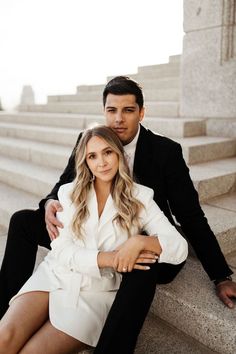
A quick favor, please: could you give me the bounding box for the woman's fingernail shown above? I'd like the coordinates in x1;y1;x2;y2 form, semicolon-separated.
146;266;150;270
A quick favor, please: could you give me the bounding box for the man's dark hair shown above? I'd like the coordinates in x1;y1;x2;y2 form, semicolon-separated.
103;76;144;110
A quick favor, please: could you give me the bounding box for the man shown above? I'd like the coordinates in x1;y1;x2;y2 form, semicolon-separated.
0;76;235;353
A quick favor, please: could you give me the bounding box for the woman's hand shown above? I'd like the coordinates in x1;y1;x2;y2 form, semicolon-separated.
113;235;158;273
45;199;64;240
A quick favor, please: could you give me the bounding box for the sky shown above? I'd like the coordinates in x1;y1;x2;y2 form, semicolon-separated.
0;0;184;109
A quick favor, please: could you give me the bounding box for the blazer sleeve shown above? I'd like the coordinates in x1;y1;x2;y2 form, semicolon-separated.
50;236;101;279
38;133;82;210
140;187;188;264
49;183;101;279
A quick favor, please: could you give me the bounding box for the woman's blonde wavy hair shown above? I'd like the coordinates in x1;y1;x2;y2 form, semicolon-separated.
70;125;144;238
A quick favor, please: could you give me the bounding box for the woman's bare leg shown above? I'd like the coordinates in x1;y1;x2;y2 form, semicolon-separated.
0;291;49;354
19;320;90;354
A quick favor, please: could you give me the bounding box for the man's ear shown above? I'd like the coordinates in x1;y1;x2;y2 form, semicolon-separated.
139;107;145;122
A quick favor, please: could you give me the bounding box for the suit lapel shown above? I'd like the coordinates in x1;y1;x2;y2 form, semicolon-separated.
133;125;153;184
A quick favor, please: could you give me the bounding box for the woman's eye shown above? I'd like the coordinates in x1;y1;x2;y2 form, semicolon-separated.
105;150;112;155
88;154;95;159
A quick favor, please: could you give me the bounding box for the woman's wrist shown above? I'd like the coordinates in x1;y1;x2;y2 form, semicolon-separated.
97;251;116;268
141;235;162;255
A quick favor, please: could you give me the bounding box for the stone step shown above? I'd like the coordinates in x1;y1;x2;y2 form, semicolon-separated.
176;136;236;164
139;77;180;90
48;87;180;103
151;256;236;354
72;78;180;95
145;102;179;117
0;112;205;138
140;117;206;138
138;62;180;75
18;101;180;117
206;118;236;139
1;134;234;173
136;69;180;80
190;157;236;201
169;54;181;63
76;84;105;93
136;313;216;354
104;74;180;90
0;156;61;197
0;137;71;169
0;182;39;228
48;92;103;103
0;122;80;147
0;112;93;129
18;102;104;115
202;192;236;255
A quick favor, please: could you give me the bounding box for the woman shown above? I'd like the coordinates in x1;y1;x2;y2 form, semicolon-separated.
0;126;188;354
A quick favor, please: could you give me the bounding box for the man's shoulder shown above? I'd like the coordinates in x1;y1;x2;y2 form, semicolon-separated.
140;125;180;148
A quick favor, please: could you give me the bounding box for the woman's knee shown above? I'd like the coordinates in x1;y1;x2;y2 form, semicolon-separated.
0;324;17;352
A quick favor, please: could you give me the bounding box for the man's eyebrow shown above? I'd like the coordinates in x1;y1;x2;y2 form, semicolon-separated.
105;105;136;109
105;106;116;109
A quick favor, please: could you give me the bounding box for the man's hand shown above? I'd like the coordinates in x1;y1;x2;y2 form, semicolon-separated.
45;199;64;240
216;280;236;309
113;236;158;273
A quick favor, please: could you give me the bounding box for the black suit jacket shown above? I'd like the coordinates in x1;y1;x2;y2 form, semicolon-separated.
39;125;232;280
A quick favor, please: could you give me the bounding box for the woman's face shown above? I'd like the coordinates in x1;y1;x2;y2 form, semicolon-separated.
86;136;119;184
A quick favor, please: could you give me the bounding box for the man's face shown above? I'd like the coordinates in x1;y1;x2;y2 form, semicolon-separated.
104;94;144;145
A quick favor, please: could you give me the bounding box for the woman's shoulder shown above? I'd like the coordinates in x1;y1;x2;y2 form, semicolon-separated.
132;182;154;199
58;182;74;200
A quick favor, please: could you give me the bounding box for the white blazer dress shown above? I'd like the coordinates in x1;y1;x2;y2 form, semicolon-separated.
10;182;188;347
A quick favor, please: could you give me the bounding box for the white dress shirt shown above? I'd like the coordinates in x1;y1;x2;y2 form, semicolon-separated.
123;125;140;174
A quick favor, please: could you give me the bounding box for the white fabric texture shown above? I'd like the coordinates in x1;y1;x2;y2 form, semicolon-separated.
10;182;187;347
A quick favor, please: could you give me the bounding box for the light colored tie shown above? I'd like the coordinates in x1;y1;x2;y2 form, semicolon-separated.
124;151;133;174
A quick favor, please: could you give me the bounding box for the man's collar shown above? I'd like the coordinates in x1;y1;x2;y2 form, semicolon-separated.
124;125;140;152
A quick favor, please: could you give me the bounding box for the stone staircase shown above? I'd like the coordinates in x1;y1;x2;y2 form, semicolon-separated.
0;54;236;353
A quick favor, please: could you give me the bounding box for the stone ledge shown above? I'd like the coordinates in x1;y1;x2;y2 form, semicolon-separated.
151;257;236;354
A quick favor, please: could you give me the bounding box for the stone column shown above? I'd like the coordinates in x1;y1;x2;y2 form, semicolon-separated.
20;85;35;105
180;0;236;119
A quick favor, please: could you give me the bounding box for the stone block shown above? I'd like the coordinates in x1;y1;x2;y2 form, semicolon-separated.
190;157;236;201
0;156;60;197
206;118;236;138
136;313;215;354
181;27;236;118
145;102;179;117
143;117;206;138
0;122;80;147
151;257;236;354
177;136;236;164
184;0;223;32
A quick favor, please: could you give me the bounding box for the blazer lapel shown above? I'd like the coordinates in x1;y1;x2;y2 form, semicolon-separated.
85;187;117;244
98;194;117;232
